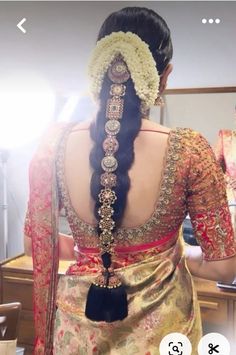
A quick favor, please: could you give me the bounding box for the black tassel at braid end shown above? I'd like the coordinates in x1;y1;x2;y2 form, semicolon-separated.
85;252;128;322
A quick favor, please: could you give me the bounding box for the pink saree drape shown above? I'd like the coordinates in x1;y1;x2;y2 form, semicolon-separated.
24;124;67;354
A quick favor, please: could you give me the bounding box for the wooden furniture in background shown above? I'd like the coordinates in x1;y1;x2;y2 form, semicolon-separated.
0;302;22;340
194;277;236;352
0;255;70;355
0;302;22;355
1;255;236;354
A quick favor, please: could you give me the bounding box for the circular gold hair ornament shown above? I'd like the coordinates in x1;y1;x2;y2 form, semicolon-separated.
103;137;119;155
98;205;114;217
101;156;118;172
108;59;130;83
105;120;120;136
100;172;117;188
110;84;126;96
98;188;117;205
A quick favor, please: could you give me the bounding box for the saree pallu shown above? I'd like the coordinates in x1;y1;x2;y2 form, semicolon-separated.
24;123;67;354
54;237;202;355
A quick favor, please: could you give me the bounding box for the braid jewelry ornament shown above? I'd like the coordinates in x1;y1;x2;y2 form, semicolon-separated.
85;57;130;322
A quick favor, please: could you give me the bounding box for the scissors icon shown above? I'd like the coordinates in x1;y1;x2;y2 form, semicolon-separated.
208;343;219;354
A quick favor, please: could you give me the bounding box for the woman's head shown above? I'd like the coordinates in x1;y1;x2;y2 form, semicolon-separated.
97;7;173;76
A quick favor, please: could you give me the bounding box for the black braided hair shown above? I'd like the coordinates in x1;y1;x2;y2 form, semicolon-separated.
90;7;173;232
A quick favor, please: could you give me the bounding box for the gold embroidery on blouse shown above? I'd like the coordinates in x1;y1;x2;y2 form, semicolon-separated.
56;126;187;247
55;126;236;260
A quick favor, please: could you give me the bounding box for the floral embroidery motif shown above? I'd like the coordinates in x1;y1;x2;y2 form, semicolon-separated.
191;206;235;260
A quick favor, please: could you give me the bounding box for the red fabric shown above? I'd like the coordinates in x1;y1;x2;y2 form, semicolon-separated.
25;123;67;354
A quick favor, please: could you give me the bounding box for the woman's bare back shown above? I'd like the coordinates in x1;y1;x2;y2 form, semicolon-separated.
64;119;170;228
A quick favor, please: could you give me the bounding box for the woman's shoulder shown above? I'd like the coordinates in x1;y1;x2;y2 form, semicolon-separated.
141;122;206;142
140;122;210;153
172;127;205;141
140;119;171;134
140;123;211;151
171;127;214;156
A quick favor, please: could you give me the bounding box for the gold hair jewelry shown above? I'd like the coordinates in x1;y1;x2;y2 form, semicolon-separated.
97;57;130;256
85;57;129;322
88;31;160;107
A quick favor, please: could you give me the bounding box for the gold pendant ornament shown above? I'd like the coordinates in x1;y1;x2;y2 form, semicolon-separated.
105;120;121;135
108;58;130;84
101;156;118;172
106;97;124;120
103;137;119;155
100;172;117;188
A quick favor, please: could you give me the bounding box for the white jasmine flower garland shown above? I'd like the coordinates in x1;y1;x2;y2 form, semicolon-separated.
88;32;160;107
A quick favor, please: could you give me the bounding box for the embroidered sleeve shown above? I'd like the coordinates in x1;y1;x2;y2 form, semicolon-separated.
186;131;236;261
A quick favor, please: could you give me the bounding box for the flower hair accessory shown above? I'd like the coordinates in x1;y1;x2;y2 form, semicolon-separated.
88;31;160;107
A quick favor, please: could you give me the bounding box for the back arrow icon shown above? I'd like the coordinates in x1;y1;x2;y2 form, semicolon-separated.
17;18;27;33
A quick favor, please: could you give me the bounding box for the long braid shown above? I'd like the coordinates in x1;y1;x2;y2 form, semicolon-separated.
86;58;140;322
85;7;173;323
90;75;141;226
